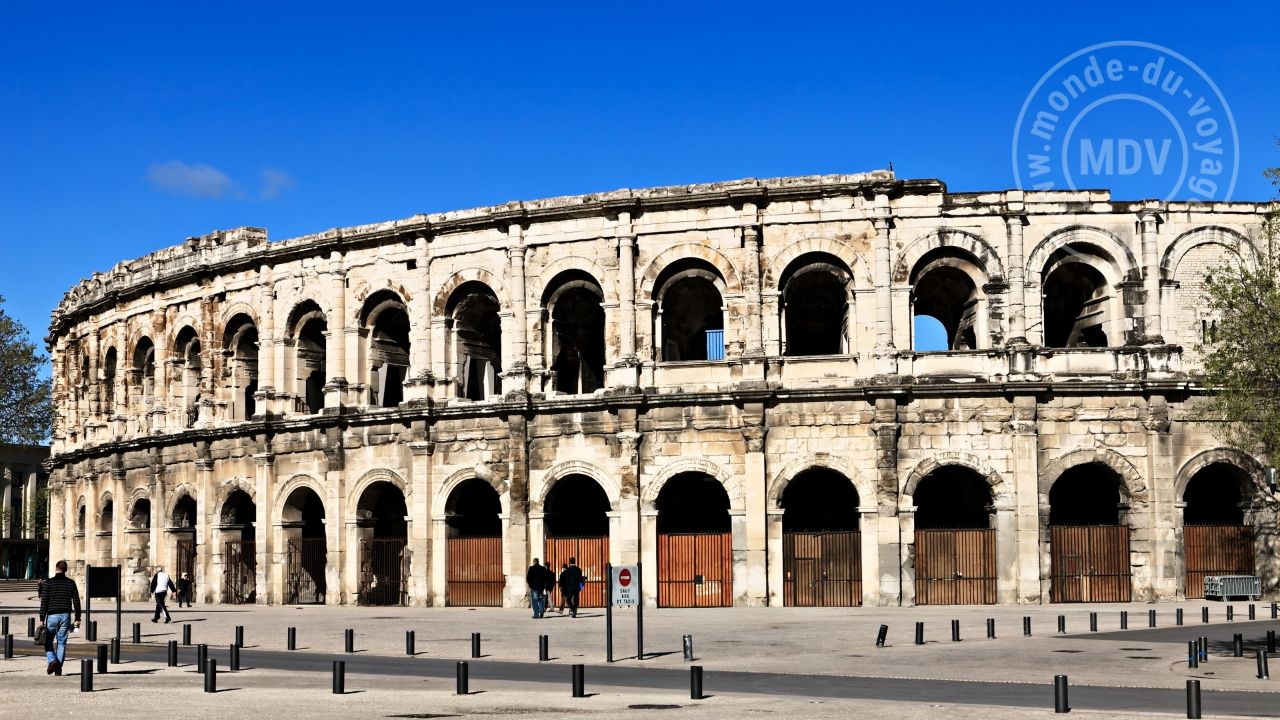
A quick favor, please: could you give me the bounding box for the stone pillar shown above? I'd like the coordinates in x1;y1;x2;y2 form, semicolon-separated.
404;239;434;402
1009;395;1042;603
1139;206;1164;343
504;414;530;606
617;229;637;360
324;252;347;409
1144;395;1174;600
256;268;277;412
858;506;881;606
994;504;1018;604
897;506;916;605
150;469;166;581
871;196;897;375
742;422;767;605
766;510;783;606
84;474;99;568
1003;207;1028;344
505;227;529;392
254;453;274;604
324;442;347;605
615;430;642;566
408;441;434;606
872;401;901;604
48;478;65;566
195;459;214;602
742;218;764;357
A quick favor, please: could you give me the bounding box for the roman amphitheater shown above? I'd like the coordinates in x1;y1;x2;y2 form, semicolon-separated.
44;171;1279;608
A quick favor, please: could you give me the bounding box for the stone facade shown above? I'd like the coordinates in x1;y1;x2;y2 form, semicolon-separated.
44;171;1280;606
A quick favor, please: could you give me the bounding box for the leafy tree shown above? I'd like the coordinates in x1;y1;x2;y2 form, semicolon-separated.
0;295;52;445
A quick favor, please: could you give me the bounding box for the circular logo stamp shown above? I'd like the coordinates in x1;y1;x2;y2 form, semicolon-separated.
1013;41;1238;201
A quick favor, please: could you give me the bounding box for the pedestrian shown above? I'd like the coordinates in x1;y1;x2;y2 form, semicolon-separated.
39;560;81;676
176;572;194;607
150;566;177;623
542;559;557;609
558;557;585;618
554;563;569;613
526;558;551;619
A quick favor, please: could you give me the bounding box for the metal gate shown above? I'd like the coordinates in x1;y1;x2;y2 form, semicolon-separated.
1185;525;1255;598
783;531;862;607
222;540;256;604
285;538;327;605
544;536;608;608
446;537;504;607
657;532;732;608
915;529;997;605
359;538;408;606
1050;525;1131;603
175;536;196;581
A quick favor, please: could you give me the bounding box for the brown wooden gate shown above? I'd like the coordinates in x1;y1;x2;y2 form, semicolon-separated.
359;538;408;606
783;531;862;607
285;538;327;605
544;536;608;608
1050;525;1131;603
1185;524;1256;598
657;532;732;608
446;536;504;607
222;540;256;604
915;529;997;605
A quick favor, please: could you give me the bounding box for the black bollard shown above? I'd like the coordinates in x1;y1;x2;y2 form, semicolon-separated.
1024;616;1032;636
1188;641;1198;669
1120;611;1128;630
915;622;925;646
1089;612;1098;632
1257;649;1270;680
1057;615;1066;634
875;624;888;648
539;634;549;662
1272;602;1278;620
132;622;141;644
456;661;470;695
3;634;12;659
1249;604;1256;620
183;624;192;645
167;640;178;667
333;660;345;694
1233;633;1244;657
111;637;120;664
204;659;217;693
27;617;35;638
571;663;585;698
96;643;108;674
1150;609;1157;628
1202;607;1209;624
197;644;208;674
1;616;6;636
229;644;240;672
1177;608;1184;626
682;634;694;660
1198;636;1208;662
1053;674;1069;713
1186;679;1201;719
235;625;244;648
1268;630;1277;654
951;619;961;642
80;659;94;692
471;632;481;658
345;629;354;653
1228;606;1235;622
690;665;704;700
87;620;97;642
987;618;996;639
406;630;415;656
287;627;296;651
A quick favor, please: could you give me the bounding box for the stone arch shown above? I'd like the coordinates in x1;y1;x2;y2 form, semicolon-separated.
348;468;411;510
128;485;150;505
274;473;328;516
768;454;873;510
1038;448;1147;500
1026;225;1140;282
436;465;510;516
217;302;260;330
534;460;621;511
902;453;1012;507
350;278;413;327
765;235;871;291
642;457;742;510
893;228;1006;284
1174;447;1267;499
537;255;619;306
211;477;257;524
165;483;198;526
1160;225;1256;282
432;267;508;315
638;243;743;300
284;298;331;336
97;490;114;526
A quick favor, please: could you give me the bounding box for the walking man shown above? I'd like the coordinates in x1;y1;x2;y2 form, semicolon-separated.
558;557;585;618
39;560;81;675
150;566;177;623
526;557;551;619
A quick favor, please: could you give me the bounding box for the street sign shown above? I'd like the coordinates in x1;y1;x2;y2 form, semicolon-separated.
611;564;639;607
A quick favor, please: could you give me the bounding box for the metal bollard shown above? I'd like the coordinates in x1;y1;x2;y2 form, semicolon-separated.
87;620;97;642
1120;611;1128;630
1249;604;1256;620
80;659;94;692
987;618;996;639
1177;608;1184;626
132;622;141;644
539;634;549;662
1188;640;1198;669
472;632;482;658
183;624;192;645
235;625;244;648
1233;633;1244;657
1202;607;1209;624
875;624;888;648
3;634;12;660
287;627;296;651
951;619;961;642
1186;679;1201;719
1198;636;1208;662
1150;609;1157;628
691;665;704;700
1057;615;1066;634
197;644;208;674
1024;616;1032;636
1089;612;1098;632
96;643;108;674
345;629;354;653
456;661;470;695
1053;674;1069;713
167;640;178;667
1268;630;1277;655
204;659;217;693
682;634;694;660
27;617;35;638
1;616;6;636
915;622;925;646
111;637;120;664
229;644;240;672
333;660;345;694
1272;602;1278;620
1228;606;1235;622
1257;648;1270;680
571;663;585;698
406;630;415;656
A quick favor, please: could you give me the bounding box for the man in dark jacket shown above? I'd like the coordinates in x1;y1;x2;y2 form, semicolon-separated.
558;557;585;618
39;560;81;676
526;558;553;619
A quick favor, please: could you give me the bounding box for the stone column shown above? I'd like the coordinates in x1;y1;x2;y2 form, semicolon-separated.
254;453;275;604
617;229;637;360
504;414;530;606
195;459;214;602
408;441;434;606
505;226;529;392
871;196;897;374
84;474;99;569
150;468;166;581
1144;395;1174;600
324;252;347;409
404;238;434;402
994;503;1018;604
256;267;277;412
1009;396;1042;602
1139;206;1164;343
858;506;881;606
897;505;916;605
766;509;783;606
742;219;764;357
615;431;642;566
872;401;901;604
742;422;767;605
323;440;347;605
1003;207;1028;344
48;477;65;567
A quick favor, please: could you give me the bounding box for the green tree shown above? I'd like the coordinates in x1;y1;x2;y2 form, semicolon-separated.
0;295;52;445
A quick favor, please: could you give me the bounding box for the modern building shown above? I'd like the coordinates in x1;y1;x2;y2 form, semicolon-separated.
1;443;50;580
45;171;1278;606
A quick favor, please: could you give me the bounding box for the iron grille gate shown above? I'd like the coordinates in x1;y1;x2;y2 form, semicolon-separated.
446;537;504;607
1050;525;1132;603
222;540;256;604
285;538;327;605
657;532;732;608
915;529;997;605
175;536;196;582
544;536;608;608
783;531;862;607
1185;524;1256;598
360;538;409;606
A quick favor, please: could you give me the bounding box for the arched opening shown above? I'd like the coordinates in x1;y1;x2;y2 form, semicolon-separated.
97;498;114;563
780;255;852;356
1048;463;1131;602
170;494;197;591
361;292;411;408
447;282;502;400
129;499;151;530
781;469;861;606
102;347;117;415
912;466;997;605
543;272;606;395
282;487;327;604
655;260;725;362
219;489;257;604
912;252;982;351
223;315;259;421
172;326;203;428
125;498;151;598
1183;462;1256;598
543;474;610;607
445;478;503;606
131;337;156;410
356;482;408;606
656;472;732;607
288;302;328;414
1042;248;1116;348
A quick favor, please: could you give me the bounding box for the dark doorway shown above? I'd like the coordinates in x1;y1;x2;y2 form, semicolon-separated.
780;256;852;356
220;490;257;604
781;469;861;607
1049;464;1131;602
363;292;411;408
545;274;606;395
357;482;408;606
282;487;327;604
291;302;328;414
449;282;503;401
912;255;980;351
1183;462;1255;598
656;260;725;362
913;467;996;605
1043;253;1112;348
656;473;732;607
171;494;197;587
544;474;610;608
446;479;504;607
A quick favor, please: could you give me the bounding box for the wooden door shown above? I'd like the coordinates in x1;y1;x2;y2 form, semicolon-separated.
783;531;862;607
1050;525;1131;602
544;536;608;608
657;532;732;607
1184;525;1255;598
446;536;504;607
915;529;996;605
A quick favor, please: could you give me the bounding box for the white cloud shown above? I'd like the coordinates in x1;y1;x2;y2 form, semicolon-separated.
260;168;295;199
147;160;235;199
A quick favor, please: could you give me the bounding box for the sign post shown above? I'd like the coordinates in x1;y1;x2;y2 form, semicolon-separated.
85;565;123;640
605;563;613;663
609;563;642;660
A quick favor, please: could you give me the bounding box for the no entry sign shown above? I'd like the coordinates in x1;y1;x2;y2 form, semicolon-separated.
611;564;639;606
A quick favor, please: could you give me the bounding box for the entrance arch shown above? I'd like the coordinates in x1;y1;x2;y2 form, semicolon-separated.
912;466;997;605
356;481;408;606
218;489;257;604
781;469;861;606
543;474;610;607
281;486;327;604
656;472;732;607
1182;462;1256;598
1048;463;1132;602
170;493;197;591
445;478;504;607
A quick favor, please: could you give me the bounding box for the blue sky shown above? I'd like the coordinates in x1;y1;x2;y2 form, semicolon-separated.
2;2;1277;352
